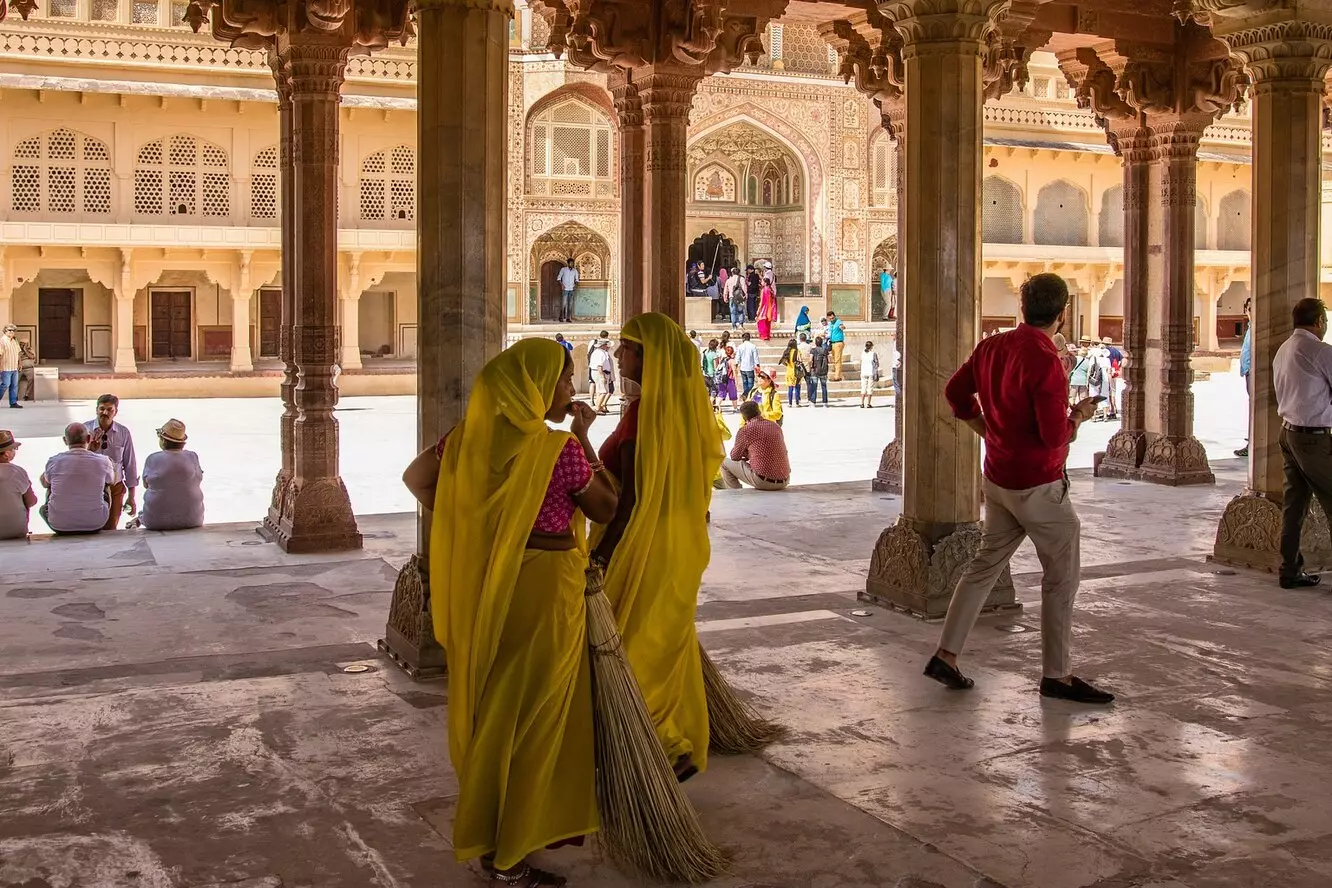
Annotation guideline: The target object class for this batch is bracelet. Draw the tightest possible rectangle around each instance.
[587,459,605,471]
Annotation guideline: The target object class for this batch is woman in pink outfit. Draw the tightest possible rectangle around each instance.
[756,280,777,341]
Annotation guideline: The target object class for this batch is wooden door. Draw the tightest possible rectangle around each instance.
[259,288,281,358]
[539,260,563,322]
[38,289,75,360]
[150,290,192,359]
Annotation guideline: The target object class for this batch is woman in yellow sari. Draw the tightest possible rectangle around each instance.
[402,339,618,887]
[592,312,724,782]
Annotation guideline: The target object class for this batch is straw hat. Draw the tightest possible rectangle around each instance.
[0,430,17,452]
[156,418,188,443]
[1101,336,1113,345]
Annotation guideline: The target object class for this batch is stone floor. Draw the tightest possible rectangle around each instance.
[5,456,1330,888]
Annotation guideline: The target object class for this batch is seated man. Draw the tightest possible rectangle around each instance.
[137,419,204,531]
[40,423,119,534]
[720,400,790,491]
[0,430,37,539]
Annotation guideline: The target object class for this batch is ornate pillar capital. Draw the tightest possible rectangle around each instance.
[1206,13,1332,84]
[186,0,412,56]
[607,72,643,128]
[879,0,1012,46]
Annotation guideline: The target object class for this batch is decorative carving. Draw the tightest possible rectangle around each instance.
[379,554,447,680]
[3,0,35,22]
[872,439,903,493]
[1097,428,1147,478]
[1213,492,1332,573]
[880,0,1013,45]
[1138,435,1215,486]
[864,520,1018,619]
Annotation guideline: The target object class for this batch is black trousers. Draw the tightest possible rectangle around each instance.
[1279,428,1332,578]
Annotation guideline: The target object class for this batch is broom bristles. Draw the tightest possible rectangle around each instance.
[700,645,787,756]
[584,567,727,883]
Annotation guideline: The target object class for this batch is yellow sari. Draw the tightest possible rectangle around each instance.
[430,339,597,869]
[594,312,724,772]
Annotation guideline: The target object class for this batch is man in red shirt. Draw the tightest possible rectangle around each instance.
[923,273,1114,705]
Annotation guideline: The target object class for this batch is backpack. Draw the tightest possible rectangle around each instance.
[1088,360,1104,388]
[810,346,829,377]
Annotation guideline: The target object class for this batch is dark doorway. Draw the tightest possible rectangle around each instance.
[150,290,192,359]
[688,230,737,322]
[539,260,564,323]
[258,288,281,358]
[38,289,76,361]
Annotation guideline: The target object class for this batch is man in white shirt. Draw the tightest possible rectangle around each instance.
[40,423,119,534]
[736,332,760,398]
[0,430,37,539]
[0,324,21,409]
[556,258,580,323]
[588,339,614,415]
[1273,297,1332,589]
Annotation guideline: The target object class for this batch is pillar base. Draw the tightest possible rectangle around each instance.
[260,476,362,554]
[1137,435,1215,486]
[871,439,902,493]
[1096,429,1148,479]
[378,554,447,680]
[1212,491,1332,573]
[862,519,1019,620]
[113,348,137,375]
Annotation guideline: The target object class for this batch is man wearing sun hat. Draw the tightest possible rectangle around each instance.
[136,418,204,531]
[0,430,37,539]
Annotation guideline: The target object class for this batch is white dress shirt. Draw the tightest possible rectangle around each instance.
[1273,328,1332,428]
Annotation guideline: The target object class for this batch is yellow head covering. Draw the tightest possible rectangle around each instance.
[602,311,723,770]
[430,337,575,769]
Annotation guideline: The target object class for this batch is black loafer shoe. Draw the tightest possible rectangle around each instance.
[1280,572,1322,590]
[1040,676,1115,705]
[924,655,974,690]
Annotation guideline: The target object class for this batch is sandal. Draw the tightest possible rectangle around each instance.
[491,865,567,887]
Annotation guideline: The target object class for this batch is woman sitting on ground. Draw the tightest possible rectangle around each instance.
[136,419,205,531]
[752,370,784,425]
[592,313,723,783]
[401,339,618,888]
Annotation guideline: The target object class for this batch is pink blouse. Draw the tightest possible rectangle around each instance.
[435,434,591,534]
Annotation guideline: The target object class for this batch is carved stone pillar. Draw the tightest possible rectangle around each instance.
[230,251,255,373]
[1138,119,1215,485]
[339,253,363,371]
[610,74,644,323]
[266,55,298,540]
[862,0,1017,619]
[112,248,137,374]
[640,67,702,322]
[379,0,510,678]
[873,131,906,494]
[1212,19,1332,569]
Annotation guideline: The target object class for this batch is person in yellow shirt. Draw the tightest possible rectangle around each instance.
[752,370,784,425]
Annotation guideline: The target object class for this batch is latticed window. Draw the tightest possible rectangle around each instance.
[250,146,278,220]
[358,146,415,222]
[1034,179,1089,246]
[47,0,75,16]
[869,135,896,207]
[528,98,614,198]
[1219,190,1250,251]
[982,176,1023,244]
[170,0,187,24]
[131,0,158,23]
[1099,185,1124,247]
[1195,198,1208,250]
[91,0,118,20]
[134,134,231,219]
[10,128,112,216]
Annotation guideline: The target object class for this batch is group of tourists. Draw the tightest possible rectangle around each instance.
[0,393,205,539]
[688,261,779,338]
[1058,334,1124,420]
[403,313,721,887]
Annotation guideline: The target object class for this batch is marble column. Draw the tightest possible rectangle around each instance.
[1098,127,1155,479]
[873,132,906,494]
[339,253,363,371]
[610,74,644,324]
[265,54,298,540]
[268,41,362,554]
[380,0,510,678]
[112,248,136,374]
[1138,119,1214,486]
[230,251,254,373]
[863,0,1016,619]
[639,66,702,323]
[1214,25,1332,569]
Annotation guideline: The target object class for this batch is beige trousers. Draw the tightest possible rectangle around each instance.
[720,458,788,491]
[938,476,1080,678]
[829,341,845,380]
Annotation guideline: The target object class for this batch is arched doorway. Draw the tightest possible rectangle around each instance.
[530,221,612,323]
[871,236,898,321]
[688,229,737,321]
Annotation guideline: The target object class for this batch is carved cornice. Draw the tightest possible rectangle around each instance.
[608,72,643,127]
[3,0,36,23]
[879,0,1013,45]
[1205,15,1332,83]
[185,0,412,57]
[532,0,787,77]
[637,68,704,121]
[821,12,904,106]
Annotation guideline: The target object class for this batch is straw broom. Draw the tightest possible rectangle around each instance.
[699,644,787,755]
[583,564,726,883]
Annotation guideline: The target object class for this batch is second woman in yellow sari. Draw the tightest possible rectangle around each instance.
[404,339,618,888]
[593,312,724,781]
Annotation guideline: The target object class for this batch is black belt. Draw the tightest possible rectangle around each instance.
[757,473,788,485]
[1283,422,1331,435]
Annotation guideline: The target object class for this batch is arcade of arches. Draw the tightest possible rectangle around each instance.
[3,0,1332,615]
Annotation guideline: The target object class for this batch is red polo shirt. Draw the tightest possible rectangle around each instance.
[945,324,1073,491]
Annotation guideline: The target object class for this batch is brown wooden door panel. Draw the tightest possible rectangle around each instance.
[151,291,192,359]
[259,288,281,358]
[540,260,562,322]
[37,289,75,361]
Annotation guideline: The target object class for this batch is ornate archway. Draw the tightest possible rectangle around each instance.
[871,236,897,321]
[529,221,612,323]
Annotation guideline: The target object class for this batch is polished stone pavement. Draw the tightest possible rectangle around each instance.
[3,458,1329,888]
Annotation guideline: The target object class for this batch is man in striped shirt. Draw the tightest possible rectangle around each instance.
[720,401,789,491]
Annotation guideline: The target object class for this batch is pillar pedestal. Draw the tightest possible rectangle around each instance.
[864,519,1017,619]
[1210,20,1332,567]
[230,295,254,372]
